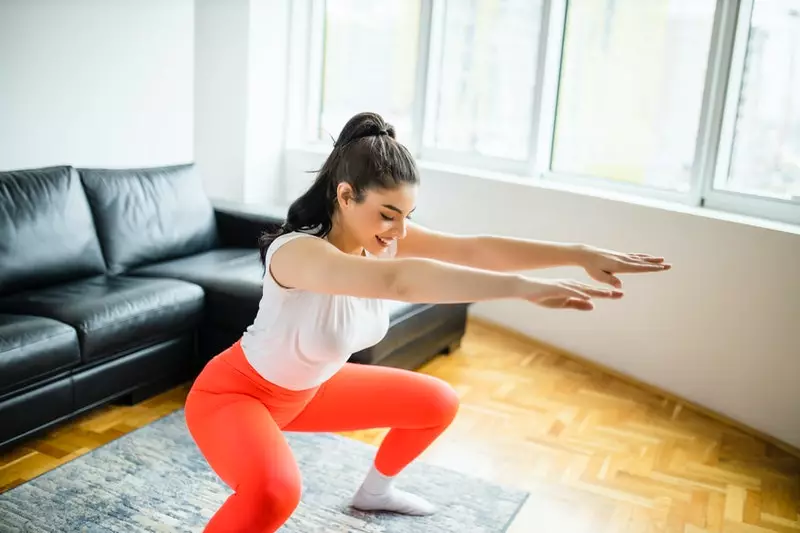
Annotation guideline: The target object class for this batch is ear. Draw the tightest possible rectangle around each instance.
[336,182,355,208]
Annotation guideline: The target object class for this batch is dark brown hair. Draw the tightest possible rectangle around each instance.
[259,112,420,265]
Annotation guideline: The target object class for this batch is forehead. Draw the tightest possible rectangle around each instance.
[366,184,418,210]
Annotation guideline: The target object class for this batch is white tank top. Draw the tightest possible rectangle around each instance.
[240,231,395,390]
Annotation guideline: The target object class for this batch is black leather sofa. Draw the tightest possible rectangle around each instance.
[0,164,468,452]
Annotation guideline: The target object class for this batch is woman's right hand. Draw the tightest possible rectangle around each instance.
[522,278,624,311]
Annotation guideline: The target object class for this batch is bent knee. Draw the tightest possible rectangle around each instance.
[424,377,460,426]
[243,472,302,521]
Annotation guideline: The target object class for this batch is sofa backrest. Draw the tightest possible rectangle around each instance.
[0,166,107,295]
[78,163,218,274]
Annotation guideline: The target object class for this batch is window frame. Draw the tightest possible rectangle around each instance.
[541,0,725,206]
[285,0,323,149]
[288,0,800,228]
[700,0,800,225]
[416,0,554,176]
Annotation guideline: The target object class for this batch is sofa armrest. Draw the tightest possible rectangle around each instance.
[212,200,286,249]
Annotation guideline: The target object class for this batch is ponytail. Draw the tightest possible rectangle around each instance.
[257,166,336,267]
[258,111,419,267]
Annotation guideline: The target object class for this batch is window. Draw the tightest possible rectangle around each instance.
[713,0,800,201]
[422,0,544,162]
[551,0,717,193]
[317,0,422,142]
[292,0,800,226]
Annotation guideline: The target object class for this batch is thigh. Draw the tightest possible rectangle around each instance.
[283,363,460,432]
[185,390,300,492]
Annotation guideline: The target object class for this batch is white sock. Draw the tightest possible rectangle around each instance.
[351,465,436,516]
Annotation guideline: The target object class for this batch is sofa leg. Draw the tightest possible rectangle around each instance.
[113,372,186,406]
[441,338,462,355]
[113,387,154,406]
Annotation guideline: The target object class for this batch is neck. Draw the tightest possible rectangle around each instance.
[327,214,363,256]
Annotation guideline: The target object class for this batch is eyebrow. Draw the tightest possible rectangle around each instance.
[382,204,416,216]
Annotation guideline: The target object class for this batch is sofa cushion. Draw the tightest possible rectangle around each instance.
[0,314,80,396]
[130,248,263,333]
[78,164,219,274]
[0,166,106,296]
[0,276,205,363]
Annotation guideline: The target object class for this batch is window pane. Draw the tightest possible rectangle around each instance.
[551,0,716,191]
[318,0,421,141]
[423,0,543,161]
[717,0,800,200]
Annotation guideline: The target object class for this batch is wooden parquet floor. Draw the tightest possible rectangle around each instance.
[1,319,798,532]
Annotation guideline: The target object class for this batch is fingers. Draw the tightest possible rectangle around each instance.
[596,270,623,289]
[626,254,671,270]
[605,257,671,273]
[592,251,672,277]
[564,298,594,311]
[622,261,671,272]
[555,283,593,301]
[534,279,625,311]
[538,297,595,311]
[565,281,623,299]
[631,253,664,261]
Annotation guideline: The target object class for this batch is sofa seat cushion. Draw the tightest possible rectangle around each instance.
[0,276,204,363]
[130,249,263,333]
[0,314,80,396]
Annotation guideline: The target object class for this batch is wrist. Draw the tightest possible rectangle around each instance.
[566,243,592,267]
[508,273,535,298]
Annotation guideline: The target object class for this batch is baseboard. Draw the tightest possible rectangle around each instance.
[469,316,800,460]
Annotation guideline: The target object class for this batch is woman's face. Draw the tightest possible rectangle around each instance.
[336,182,418,256]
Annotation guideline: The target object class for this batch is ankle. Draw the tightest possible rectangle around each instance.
[359,464,394,495]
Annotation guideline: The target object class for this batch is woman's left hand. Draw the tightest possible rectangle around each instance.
[577,246,671,288]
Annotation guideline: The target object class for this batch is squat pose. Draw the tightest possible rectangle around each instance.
[184,112,671,532]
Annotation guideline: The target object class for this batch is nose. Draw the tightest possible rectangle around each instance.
[393,218,408,239]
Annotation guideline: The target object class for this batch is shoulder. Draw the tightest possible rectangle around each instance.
[268,231,325,257]
[265,231,327,274]
[267,231,342,271]
[264,232,325,291]
[272,230,319,246]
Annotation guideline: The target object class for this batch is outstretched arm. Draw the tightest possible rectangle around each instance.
[396,222,671,288]
[269,236,621,310]
[396,222,584,270]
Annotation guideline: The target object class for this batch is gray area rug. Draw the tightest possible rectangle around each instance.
[0,410,528,532]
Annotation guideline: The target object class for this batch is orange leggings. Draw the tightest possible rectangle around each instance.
[184,340,460,533]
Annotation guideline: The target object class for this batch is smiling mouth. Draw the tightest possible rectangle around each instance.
[375,236,392,247]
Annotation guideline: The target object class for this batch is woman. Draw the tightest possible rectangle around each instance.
[184,112,670,532]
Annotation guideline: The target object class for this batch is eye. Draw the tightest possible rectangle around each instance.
[380,213,394,221]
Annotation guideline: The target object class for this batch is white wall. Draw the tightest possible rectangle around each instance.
[194,0,248,202]
[284,149,800,450]
[0,0,194,170]
[194,0,290,205]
